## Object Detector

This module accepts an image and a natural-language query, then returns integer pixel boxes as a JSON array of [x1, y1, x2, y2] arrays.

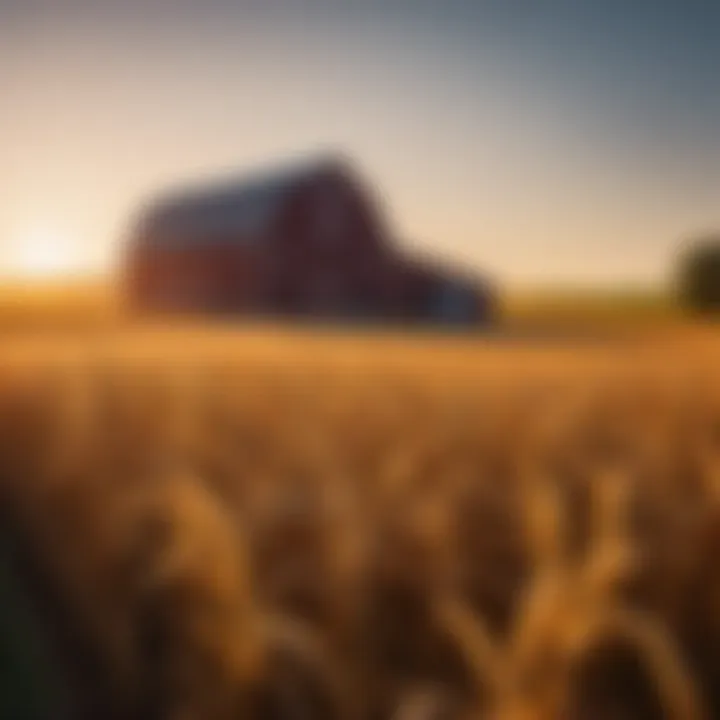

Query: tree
[[676, 234, 720, 315]]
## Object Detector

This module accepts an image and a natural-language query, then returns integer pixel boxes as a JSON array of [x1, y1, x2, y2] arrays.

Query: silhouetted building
[[123, 155, 495, 325]]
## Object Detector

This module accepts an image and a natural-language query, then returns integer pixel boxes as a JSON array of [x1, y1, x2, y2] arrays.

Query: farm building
[[123, 155, 495, 326]]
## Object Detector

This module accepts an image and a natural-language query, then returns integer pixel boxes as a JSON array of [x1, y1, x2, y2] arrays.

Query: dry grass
[[0, 279, 682, 335], [1, 327, 720, 719]]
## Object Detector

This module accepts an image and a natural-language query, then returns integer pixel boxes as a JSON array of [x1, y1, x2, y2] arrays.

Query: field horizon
[[0, 276, 693, 335]]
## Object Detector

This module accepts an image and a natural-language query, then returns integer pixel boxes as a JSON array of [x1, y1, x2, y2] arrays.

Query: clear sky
[[1, 0, 719, 286]]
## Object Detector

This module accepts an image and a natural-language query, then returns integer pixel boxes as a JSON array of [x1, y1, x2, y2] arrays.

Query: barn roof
[[135, 154, 353, 247]]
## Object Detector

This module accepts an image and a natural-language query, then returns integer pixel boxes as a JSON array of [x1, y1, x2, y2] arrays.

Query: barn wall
[[263, 174, 392, 319]]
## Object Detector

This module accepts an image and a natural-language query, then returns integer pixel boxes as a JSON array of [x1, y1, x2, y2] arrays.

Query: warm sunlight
[[6, 227, 79, 279]]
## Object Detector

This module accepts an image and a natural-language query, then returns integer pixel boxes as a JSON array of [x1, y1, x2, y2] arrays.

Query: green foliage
[[677, 236, 720, 314]]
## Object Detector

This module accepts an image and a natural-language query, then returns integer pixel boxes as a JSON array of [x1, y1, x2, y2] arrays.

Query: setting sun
[[7, 228, 79, 279]]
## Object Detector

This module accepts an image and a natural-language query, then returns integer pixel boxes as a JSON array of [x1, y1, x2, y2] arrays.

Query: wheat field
[[2, 325, 720, 720]]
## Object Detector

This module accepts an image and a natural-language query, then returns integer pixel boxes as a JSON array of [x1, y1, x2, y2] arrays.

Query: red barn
[[123, 155, 495, 326]]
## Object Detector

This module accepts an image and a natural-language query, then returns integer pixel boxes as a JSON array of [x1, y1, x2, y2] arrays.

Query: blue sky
[[1, 0, 719, 286]]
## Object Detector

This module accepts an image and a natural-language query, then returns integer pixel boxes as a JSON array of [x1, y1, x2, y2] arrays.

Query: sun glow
[[6, 227, 80, 279]]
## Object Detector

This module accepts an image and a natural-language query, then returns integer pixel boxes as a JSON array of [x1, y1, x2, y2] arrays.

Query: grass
[[0, 278, 687, 335], [0, 280, 719, 718], [0, 323, 719, 719], [0, 280, 120, 334], [502, 286, 682, 330]]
